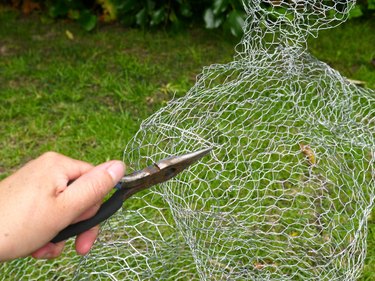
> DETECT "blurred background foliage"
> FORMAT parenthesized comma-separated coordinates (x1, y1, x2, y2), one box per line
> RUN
(2, 0, 245, 35)
(2, 0, 374, 35)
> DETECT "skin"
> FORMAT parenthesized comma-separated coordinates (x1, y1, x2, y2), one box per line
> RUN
(0, 152, 125, 261)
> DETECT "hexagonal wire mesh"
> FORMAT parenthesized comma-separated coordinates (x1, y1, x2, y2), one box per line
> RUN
(1, 0, 374, 280)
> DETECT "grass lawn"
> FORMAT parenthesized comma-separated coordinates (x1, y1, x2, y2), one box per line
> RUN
(0, 9, 374, 280)
(0, 11, 235, 174)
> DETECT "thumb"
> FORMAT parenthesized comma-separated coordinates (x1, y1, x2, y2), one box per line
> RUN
(61, 160, 126, 218)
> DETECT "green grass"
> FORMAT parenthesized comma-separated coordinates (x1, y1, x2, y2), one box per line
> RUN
(0, 10, 235, 175)
(0, 9, 374, 280)
(308, 18, 375, 90)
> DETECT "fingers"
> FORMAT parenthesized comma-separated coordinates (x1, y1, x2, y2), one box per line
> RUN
(34, 152, 94, 178)
(37, 152, 95, 194)
(31, 241, 65, 259)
(75, 226, 100, 255)
(33, 205, 101, 259)
(72, 204, 101, 223)
(65, 161, 125, 256)
(14, 152, 95, 195)
(32, 225, 99, 259)
(2, 152, 126, 261)
(59, 160, 126, 225)
(45, 152, 94, 182)
(33, 157, 125, 259)
(32, 226, 99, 259)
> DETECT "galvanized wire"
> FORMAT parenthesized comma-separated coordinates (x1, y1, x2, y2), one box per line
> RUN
(1, 1, 374, 280)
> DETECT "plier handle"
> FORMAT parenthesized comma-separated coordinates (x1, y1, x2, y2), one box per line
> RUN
(51, 148, 212, 243)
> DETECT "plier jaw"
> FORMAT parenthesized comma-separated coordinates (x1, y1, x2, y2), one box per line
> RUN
(51, 147, 212, 243)
(117, 147, 213, 198)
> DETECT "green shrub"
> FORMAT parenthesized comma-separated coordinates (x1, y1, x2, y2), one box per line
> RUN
(2, 0, 246, 35)
(349, 0, 375, 18)
(2, 0, 373, 34)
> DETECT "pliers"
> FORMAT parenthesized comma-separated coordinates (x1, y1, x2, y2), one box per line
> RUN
(51, 147, 212, 243)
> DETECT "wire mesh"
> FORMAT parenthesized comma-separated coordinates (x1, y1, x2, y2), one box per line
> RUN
(1, 0, 374, 280)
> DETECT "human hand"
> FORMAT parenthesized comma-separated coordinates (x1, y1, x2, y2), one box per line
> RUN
(0, 152, 125, 261)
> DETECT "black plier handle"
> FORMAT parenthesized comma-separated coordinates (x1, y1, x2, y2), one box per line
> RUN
(51, 147, 212, 243)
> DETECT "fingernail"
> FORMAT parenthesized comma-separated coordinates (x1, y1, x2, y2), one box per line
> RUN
(106, 161, 126, 182)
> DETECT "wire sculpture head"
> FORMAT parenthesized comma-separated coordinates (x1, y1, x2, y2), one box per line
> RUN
(239, 0, 356, 52)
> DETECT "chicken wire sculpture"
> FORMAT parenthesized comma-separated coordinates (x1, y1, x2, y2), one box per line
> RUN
(1, 0, 374, 280)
